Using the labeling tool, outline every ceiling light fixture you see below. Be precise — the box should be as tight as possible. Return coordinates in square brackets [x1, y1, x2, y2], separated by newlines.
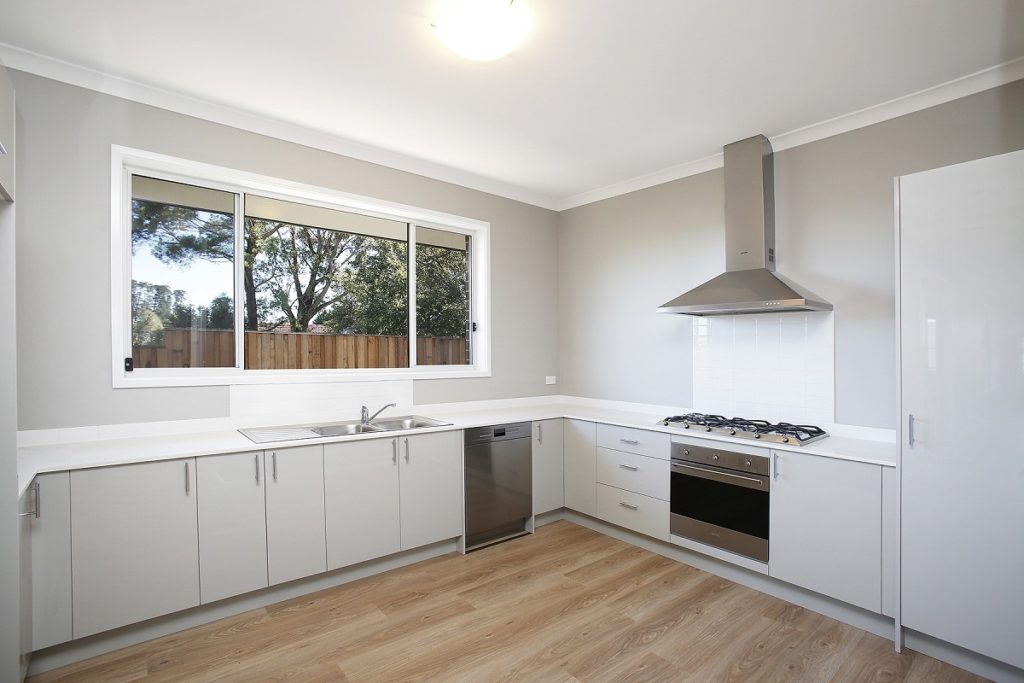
[433, 0, 532, 61]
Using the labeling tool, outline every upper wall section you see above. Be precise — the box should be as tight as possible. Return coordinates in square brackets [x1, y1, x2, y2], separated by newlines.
[12, 71, 559, 430]
[558, 79, 1024, 429]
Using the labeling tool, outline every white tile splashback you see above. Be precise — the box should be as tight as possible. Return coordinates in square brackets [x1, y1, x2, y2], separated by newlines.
[693, 313, 834, 427]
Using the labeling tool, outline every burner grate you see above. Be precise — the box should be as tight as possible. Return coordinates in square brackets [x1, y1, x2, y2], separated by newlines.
[660, 413, 828, 446]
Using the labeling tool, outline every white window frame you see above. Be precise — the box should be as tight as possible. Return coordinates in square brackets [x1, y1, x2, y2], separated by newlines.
[110, 145, 491, 388]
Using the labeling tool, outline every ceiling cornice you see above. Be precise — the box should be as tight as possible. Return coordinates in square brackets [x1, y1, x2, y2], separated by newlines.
[554, 56, 1024, 211]
[1, 41, 1022, 213]
[0, 41, 562, 211]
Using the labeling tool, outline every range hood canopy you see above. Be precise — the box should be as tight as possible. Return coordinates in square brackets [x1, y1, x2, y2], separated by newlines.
[658, 135, 832, 316]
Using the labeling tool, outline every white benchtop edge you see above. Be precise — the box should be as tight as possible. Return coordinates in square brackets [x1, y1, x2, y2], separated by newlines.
[16, 396, 897, 496]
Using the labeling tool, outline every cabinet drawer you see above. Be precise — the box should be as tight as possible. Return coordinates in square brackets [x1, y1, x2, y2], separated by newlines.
[595, 448, 669, 500]
[595, 484, 670, 541]
[596, 424, 669, 460]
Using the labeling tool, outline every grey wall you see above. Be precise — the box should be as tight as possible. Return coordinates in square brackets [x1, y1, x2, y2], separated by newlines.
[11, 71, 560, 430]
[559, 79, 1024, 428]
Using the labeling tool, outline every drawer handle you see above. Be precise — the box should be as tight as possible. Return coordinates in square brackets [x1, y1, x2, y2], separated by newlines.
[619, 501, 639, 510]
[620, 438, 640, 446]
[619, 463, 639, 471]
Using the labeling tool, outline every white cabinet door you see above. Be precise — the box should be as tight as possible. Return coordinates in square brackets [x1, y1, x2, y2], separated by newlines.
[196, 452, 268, 604]
[265, 445, 327, 585]
[769, 451, 881, 613]
[563, 419, 597, 516]
[899, 150, 1024, 668]
[30, 472, 72, 650]
[532, 419, 564, 515]
[325, 438, 401, 570]
[71, 459, 200, 638]
[399, 431, 462, 550]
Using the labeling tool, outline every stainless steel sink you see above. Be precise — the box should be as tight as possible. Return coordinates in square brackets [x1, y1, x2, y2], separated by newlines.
[239, 415, 451, 444]
[370, 415, 450, 431]
[311, 422, 382, 437]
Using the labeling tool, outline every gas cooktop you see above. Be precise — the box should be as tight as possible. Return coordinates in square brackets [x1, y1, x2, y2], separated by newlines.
[659, 413, 828, 446]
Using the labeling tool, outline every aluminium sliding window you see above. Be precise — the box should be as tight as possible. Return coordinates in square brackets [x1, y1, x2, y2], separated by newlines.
[115, 148, 487, 386]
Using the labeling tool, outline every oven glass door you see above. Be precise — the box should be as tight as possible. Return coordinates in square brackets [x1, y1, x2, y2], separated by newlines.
[670, 466, 769, 541]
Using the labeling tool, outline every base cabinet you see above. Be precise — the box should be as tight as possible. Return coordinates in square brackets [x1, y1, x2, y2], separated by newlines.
[563, 420, 597, 515]
[71, 459, 200, 638]
[398, 431, 463, 550]
[265, 445, 327, 586]
[196, 452, 268, 603]
[769, 451, 882, 613]
[325, 438, 401, 570]
[532, 419, 564, 515]
[30, 472, 72, 650]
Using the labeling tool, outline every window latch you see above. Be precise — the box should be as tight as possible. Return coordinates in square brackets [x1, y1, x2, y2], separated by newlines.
[472, 322, 478, 332]
[124, 357, 134, 372]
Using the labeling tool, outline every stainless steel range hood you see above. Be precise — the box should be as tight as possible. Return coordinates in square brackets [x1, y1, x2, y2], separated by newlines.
[658, 135, 832, 316]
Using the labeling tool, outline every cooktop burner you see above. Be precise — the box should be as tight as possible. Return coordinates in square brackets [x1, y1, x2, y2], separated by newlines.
[659, 413, 828, 446]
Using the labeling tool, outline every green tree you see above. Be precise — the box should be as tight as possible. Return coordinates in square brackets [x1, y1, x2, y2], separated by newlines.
[416, 245, 470, 338]
[316, 239, 408, 335]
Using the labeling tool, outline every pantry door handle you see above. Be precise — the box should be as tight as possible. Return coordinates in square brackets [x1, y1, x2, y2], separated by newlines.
[908, 414, 916, 447]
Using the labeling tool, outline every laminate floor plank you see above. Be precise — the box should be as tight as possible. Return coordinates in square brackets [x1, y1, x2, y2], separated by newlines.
[28, 520, 990, 683]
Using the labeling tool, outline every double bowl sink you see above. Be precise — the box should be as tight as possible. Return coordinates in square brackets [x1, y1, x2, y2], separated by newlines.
[239, 415, 451, 445]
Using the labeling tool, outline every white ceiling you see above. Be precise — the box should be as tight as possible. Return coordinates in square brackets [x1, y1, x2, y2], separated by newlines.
[1, 0, 1022, 209]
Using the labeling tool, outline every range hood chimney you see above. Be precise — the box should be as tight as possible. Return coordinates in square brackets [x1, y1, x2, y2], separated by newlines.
[657, 135, 832, 316]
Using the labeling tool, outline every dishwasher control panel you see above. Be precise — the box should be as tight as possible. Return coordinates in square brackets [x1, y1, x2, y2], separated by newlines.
[464, 421, 532, 445]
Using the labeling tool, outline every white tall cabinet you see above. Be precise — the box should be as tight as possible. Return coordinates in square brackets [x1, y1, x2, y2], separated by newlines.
[71, 459, 200, 638]
[898, 149, 1024, 669]
[196, 452, 268, 603]
[264, 445, 327, 585]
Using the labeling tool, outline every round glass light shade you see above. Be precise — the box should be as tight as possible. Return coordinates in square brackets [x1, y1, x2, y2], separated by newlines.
[433, 0, 531, 61]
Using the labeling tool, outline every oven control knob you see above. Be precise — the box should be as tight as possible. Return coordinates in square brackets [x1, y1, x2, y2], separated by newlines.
[782, 437, 790, 443]
[712, 454, 719, 461]
[683, 449, 690, 456]
[729, 429, 736, 435]
[744, 459, 752, 467]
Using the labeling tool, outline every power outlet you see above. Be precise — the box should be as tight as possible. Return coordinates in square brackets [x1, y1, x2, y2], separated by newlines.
[545, 376, 557, 385]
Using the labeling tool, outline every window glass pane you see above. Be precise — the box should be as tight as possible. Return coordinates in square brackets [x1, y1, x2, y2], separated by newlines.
[416, 227, 471, 366]
[244, 196, 409, 369]
[130, 175, 236, 368]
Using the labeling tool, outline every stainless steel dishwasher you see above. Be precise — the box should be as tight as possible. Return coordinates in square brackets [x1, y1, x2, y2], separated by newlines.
[464, 422, 533, 551]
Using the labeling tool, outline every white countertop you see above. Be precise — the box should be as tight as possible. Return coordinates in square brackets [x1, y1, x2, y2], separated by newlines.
[17, 399, 897, 496]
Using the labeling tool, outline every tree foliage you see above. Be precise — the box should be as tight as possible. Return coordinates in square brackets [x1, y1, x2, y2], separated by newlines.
[132, 198, 471, 341]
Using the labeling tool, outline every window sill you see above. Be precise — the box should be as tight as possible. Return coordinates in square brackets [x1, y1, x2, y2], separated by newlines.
[112, 367, 492, 389]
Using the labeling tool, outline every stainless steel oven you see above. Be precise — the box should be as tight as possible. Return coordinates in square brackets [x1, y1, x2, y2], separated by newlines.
[670, 441, 770, 562]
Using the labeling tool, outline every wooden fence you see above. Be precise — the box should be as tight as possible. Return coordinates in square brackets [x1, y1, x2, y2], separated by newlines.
[132, 329, 468, 369]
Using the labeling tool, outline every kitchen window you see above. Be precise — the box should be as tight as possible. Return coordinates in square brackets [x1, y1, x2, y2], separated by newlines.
[112, 146, 489, 387]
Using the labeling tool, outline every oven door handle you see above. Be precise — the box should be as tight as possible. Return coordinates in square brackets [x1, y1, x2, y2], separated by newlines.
[671, 461, 768, 490]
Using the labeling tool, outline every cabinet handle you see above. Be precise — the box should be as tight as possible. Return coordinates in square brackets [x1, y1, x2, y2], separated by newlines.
[392, 439, 398, 465]
[908, 414, 916, 447]
[773, 453, 780, 481]
[18, 481, 40, 518]
[537, 423, 543, 444]
[619, 463, 639, 471]
[255, 454, 260, 484]
[404, 438, 410, 463]
[185, 462, 190, 494]
[620, 438, 639, 446]
[619, 501, 639, 510]
[272, 453, 278, 482]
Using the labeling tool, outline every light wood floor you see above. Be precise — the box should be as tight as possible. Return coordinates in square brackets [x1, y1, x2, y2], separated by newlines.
[30, 521, 987, 683]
